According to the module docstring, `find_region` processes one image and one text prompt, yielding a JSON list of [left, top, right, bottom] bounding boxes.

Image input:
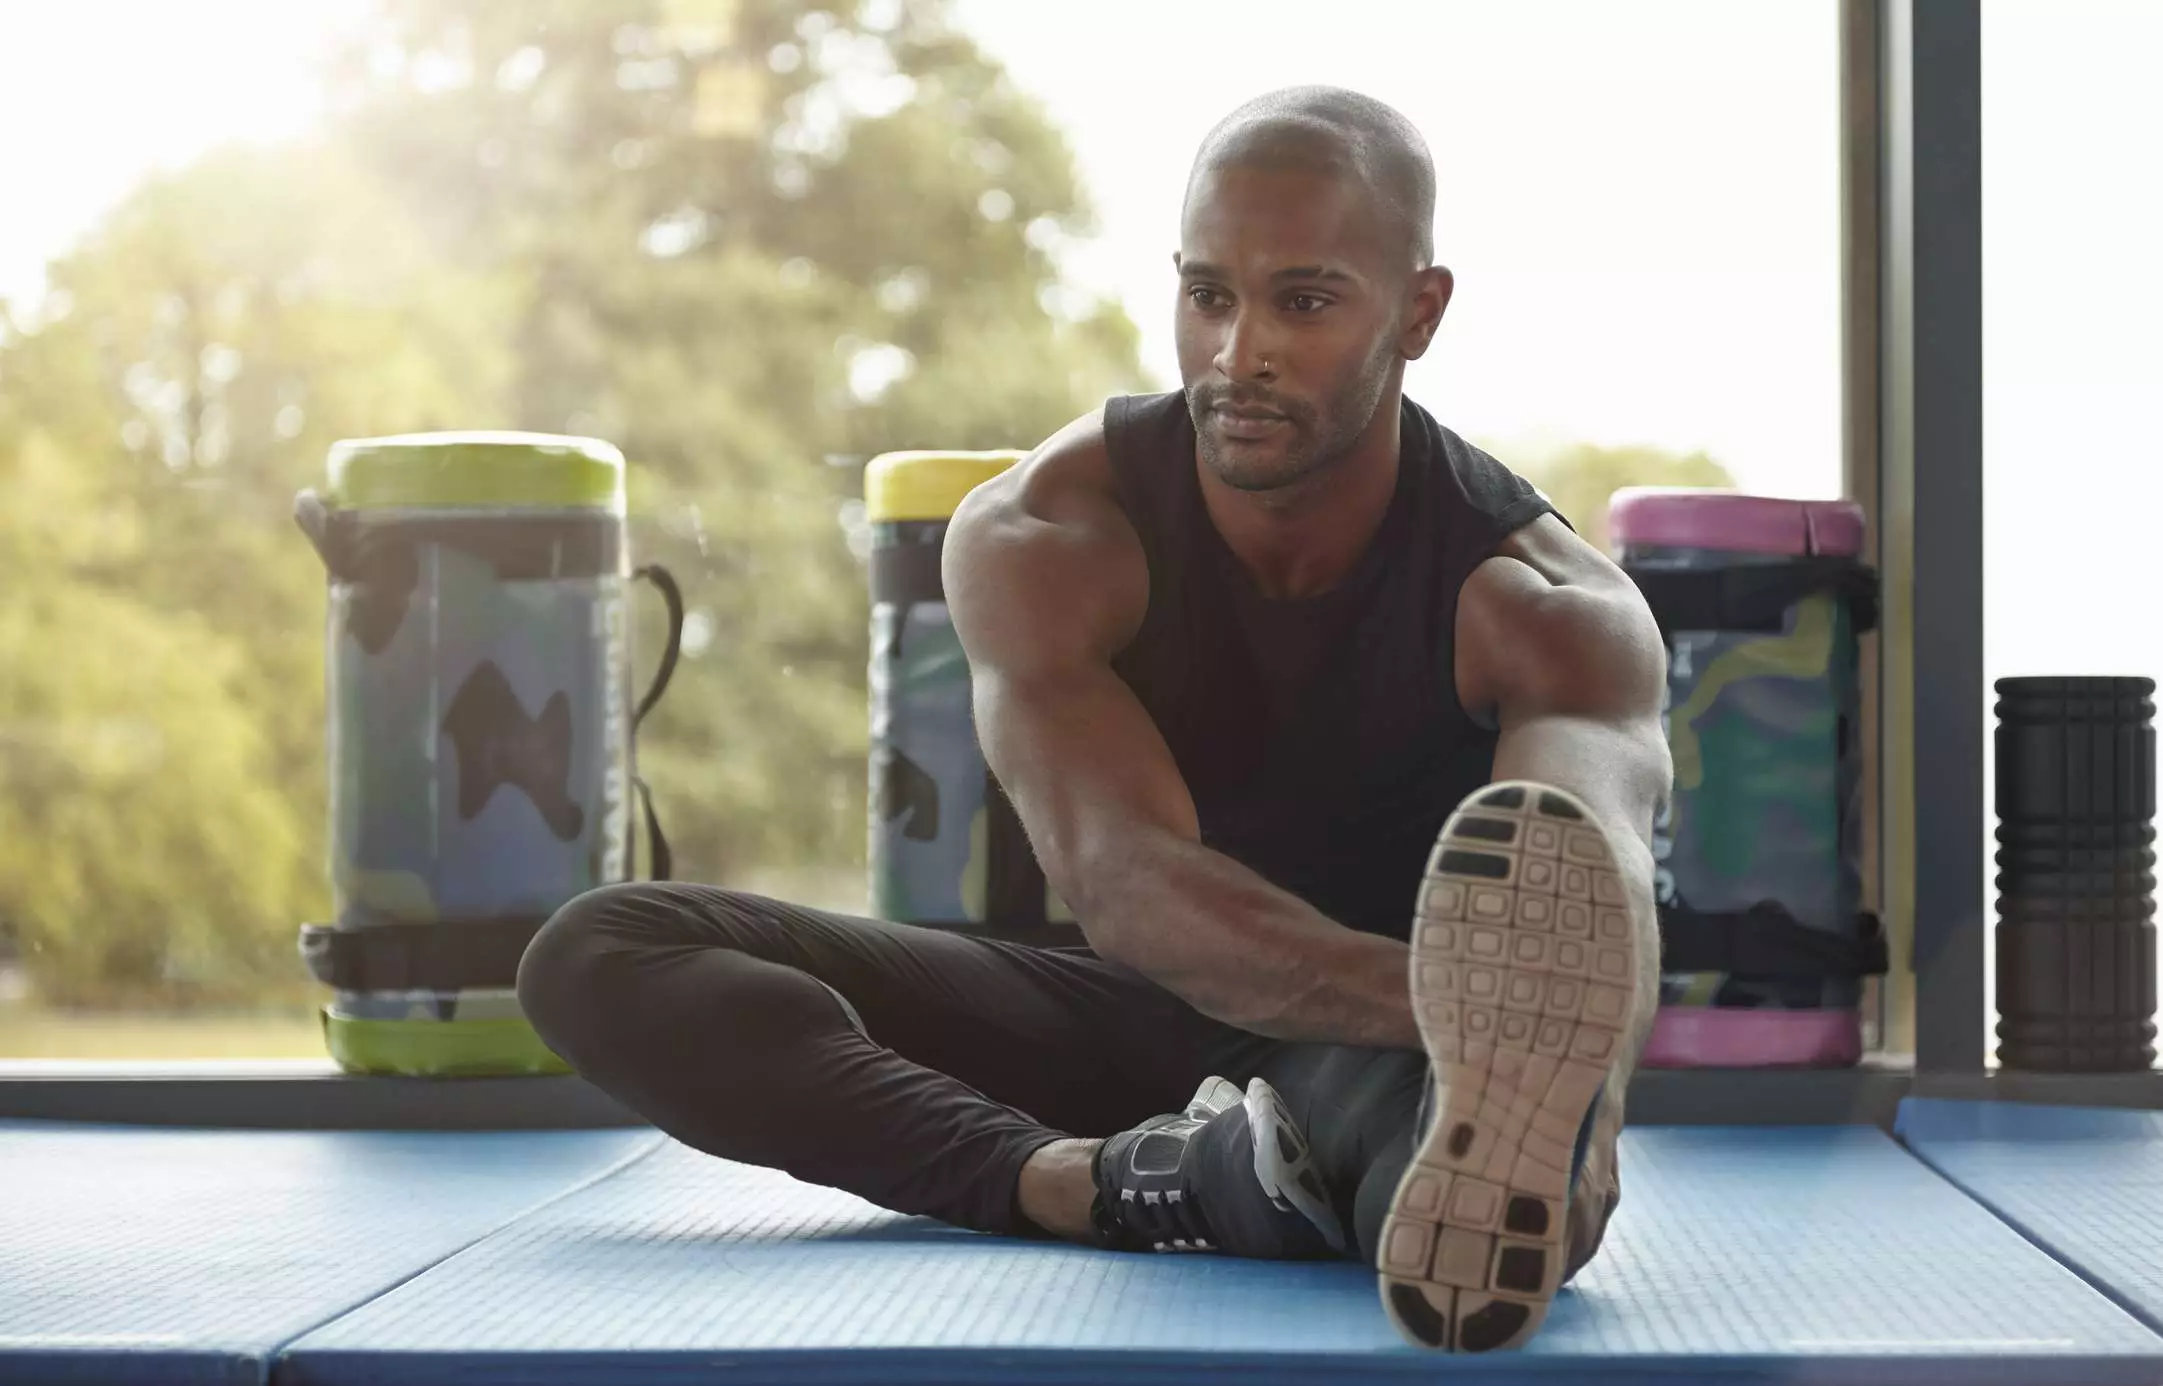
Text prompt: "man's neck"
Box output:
[[1198, 397, 1404, 601]]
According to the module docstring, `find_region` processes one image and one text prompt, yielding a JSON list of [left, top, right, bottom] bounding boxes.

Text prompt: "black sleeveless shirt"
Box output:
[[1103, 391, 1555, 942]]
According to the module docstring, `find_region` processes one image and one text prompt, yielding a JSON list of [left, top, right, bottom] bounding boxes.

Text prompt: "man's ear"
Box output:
[[1400, 265, 1454, 361]]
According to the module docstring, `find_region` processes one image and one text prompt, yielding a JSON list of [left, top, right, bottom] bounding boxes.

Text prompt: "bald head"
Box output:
[[1187, 86, 1436, 270], [1173, 88, 1452, 497]]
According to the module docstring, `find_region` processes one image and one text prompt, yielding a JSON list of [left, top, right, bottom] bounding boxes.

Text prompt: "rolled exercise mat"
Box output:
[[864, 450, 1078, 947], [292, 432, 682, 1075], [1608, 489, 1888, 1067], [1994, 675, 2158, 1072]]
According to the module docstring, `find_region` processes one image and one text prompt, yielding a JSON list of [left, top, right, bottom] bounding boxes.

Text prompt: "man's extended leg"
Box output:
[[1362, 780, 1659, 1352], [516, 883, 1215, 1236]]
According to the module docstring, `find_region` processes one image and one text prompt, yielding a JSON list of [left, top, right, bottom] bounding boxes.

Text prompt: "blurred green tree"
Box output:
[[0, 0, 1146, 1005], [0, 146, 512, 1005], [0, 436, 314, 1005]]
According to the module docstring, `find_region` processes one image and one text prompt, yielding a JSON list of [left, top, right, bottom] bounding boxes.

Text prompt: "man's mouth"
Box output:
[[1212, 405, 1288, 439]]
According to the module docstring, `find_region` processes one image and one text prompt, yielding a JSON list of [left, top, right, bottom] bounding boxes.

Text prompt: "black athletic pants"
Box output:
[[516, 884, 1427, 1264]]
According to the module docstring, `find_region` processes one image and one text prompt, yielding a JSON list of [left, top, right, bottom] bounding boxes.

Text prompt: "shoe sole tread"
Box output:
[[1378, 781, 1641, 1354]]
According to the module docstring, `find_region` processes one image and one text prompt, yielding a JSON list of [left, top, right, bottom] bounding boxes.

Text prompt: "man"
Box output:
[[517, 85, 1670, 1355]]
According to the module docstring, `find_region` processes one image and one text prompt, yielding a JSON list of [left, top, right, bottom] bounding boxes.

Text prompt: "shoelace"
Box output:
[[1114, 1179, 1215, 1252], [1105, 1125, 1221, 1252]]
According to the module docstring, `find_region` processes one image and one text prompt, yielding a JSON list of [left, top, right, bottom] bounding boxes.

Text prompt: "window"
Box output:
[[0, 0, 1839, 1063], [961, 0, 1844, 510]]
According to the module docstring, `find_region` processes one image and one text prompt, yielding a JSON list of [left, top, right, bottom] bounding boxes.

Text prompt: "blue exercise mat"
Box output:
[[281, 1126, 2163, 1386], [0, 1120, 660, 1386], [1898, 1098, 2163, 1334]]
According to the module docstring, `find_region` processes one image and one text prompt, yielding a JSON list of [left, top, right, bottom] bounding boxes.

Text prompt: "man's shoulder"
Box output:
[[945, 405, 1142, 588], [943, 406, 1151, 675], [1474, 516, 1649, 626], [958, 388, 1193, 535], [956, 405, 1113, 531], [1457, 515, 1664, 720]]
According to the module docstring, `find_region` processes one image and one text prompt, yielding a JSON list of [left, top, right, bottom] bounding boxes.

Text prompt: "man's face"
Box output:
[[1175, 163, 1406, 493]]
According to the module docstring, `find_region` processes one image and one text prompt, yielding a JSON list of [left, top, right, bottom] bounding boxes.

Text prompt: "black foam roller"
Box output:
[[1993, 676, 2158, 1072]]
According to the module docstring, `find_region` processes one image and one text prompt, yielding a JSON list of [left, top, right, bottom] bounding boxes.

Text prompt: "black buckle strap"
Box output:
[[298, 918, 546, 991], [1626, 558, 1880, 637], [1658, 901, 1889, 979], [630, 562, 681, 884]]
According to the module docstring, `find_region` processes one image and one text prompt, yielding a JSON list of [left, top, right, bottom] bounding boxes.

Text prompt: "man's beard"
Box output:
[[1186, 356, 1393, 494], [1186, 382, 1320, 492]]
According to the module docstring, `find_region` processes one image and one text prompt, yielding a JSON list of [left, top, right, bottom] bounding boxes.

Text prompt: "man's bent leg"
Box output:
[[1139, 1024, 1628, 1279], [517, 883, 1192, 1236], [1236, 1041, 1424, 1265]]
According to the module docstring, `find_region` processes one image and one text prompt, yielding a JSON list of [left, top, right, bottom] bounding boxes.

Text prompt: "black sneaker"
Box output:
[[1093, 1076, 1347, 1259], [1377, 780, 1653, 1353]]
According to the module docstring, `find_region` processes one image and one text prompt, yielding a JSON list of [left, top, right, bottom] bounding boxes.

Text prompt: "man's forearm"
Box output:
[[1073, 831, 1420, 1050]]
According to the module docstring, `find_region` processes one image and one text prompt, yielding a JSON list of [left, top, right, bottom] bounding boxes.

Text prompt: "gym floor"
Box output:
[[4, 1098, 2161, 1386]]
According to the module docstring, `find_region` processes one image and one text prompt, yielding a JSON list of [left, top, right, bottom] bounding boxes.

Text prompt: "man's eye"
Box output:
[[1186, 286, 1225, 309], [1287, 293, 1329, 312]]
